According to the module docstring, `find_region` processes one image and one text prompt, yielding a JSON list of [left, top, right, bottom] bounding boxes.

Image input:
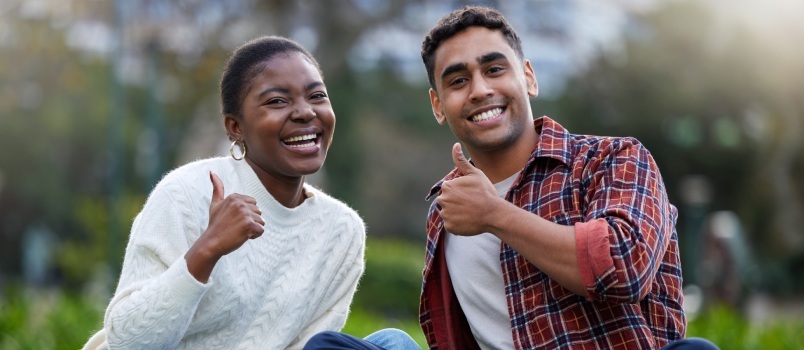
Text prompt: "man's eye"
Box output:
[[449, 77, 467, 86], [311, 92, 328, 99]]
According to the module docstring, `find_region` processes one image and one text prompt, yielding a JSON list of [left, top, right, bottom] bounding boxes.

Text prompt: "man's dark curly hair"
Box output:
[[421, 5, 524, 90]]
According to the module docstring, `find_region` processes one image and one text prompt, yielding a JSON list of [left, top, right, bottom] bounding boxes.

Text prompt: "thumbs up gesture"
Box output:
[[186, 171, 265, 282], [203, 171, 265, 256], [437, 143, 502, 236]]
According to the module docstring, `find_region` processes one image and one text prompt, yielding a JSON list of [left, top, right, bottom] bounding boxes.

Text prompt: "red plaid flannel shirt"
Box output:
[[419, 116, 685, 349]]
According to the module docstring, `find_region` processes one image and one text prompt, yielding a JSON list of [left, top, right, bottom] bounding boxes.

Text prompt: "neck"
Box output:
[[466, 127, 538, 184], [245, 159, 307, 208]]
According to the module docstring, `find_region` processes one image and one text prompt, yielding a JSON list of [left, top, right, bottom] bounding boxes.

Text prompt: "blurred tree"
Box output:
[[551, 0, 804, 293]]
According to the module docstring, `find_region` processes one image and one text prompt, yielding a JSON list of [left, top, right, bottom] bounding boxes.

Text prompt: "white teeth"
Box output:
[[283, 133, 317, 143], [287, 141, 316, 148], [471, 108, 503, 122]]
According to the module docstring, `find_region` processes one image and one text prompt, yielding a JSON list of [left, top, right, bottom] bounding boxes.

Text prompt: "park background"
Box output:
[[1, 0, 803, 348]]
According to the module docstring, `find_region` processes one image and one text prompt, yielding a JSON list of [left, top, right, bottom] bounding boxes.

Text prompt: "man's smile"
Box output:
[[470, 107, 504, 122]]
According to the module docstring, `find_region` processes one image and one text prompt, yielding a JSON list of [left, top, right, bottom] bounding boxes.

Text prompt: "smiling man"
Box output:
[[416, 5, 719, 350], [304, 5, 718, 350]]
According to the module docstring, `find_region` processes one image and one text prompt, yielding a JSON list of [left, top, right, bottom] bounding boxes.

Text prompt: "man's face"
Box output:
[[429, 26, 538, 153]]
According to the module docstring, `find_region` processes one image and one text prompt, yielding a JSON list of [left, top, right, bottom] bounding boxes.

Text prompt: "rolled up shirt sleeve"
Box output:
[[574, 142, 675, 303]]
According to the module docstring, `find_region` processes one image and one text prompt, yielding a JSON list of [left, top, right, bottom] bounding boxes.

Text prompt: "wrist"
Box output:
[[485, 197, 513, 234], [185, 240, 220, 283]]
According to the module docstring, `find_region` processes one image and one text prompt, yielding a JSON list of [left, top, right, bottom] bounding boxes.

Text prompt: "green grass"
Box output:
[[687, 304, 804, 349]]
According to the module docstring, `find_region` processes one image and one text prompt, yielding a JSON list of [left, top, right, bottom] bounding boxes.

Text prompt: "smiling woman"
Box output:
[[81, 36, 366, 350]]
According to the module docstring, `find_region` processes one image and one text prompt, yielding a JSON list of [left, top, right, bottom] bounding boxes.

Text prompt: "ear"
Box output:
[[429, 88, 447, 125], [523, 59, 539, 98], [223, 114, 244, 141]]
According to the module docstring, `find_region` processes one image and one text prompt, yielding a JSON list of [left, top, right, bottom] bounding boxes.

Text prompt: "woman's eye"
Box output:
[[265, 98, 285, 105]]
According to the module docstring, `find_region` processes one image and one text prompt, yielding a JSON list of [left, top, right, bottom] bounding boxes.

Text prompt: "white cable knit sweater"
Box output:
[[84, 157, 365, 350]]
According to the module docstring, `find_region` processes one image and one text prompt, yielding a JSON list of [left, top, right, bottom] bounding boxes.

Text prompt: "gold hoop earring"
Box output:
[[230, 140, 246, 161]]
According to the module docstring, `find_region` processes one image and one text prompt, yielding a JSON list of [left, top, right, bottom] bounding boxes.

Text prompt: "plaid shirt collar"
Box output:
[[426, 116, 572, 200]]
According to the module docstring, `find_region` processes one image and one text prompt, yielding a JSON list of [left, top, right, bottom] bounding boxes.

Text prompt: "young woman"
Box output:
[[83, 36, 365, 349]]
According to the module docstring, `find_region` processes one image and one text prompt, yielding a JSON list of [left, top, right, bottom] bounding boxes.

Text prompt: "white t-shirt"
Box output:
[[444, 173, 518, 350]]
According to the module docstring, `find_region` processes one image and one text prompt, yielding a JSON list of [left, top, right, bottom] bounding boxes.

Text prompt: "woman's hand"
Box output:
[[185, 171, 265, 283]]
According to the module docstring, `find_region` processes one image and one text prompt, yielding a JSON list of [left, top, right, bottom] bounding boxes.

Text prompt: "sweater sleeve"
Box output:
[[104, 180, 211, 349]]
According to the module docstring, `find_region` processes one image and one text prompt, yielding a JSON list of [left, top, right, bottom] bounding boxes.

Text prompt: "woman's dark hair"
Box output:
[[421, 6, 523, 90], [220, 35, 321, 117]]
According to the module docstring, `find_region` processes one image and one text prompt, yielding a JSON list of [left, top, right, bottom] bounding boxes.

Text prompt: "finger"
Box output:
[[248, 203, 262, 216], [236, 194, 258, 205], [252, 212, 265, 226], [452, 143, 479, 175], [209, 171, 225, 205], [249, 222, 265, 239], [229, 193, 258, 205]]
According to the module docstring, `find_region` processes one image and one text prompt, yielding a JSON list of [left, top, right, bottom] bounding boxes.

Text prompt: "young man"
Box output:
[[306, 5, 717, 350], [417, 5, 717, 350]]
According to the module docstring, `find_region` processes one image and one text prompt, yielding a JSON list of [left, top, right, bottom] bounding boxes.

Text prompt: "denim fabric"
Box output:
[[304, 328, 420, 350], [661, 337, 720, 350]]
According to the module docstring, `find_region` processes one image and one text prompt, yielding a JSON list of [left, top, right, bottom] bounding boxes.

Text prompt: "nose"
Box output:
[[468, 75, 493, 102], [290, 102, 316, 122]]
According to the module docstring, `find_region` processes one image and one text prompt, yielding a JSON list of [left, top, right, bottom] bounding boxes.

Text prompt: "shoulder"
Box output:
[[146, 157, 232, 204], [570, 133, 652, 162], [305, 185, 365, 228]]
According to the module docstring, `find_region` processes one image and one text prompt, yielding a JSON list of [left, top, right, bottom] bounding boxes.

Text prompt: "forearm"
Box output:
[[487, 198, 587, 297], [105, 257, 209, 349]]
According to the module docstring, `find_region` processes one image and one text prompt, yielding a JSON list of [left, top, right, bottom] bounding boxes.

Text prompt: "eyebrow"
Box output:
[[439, 51, 509, 82], [256, 81, 325, 99]]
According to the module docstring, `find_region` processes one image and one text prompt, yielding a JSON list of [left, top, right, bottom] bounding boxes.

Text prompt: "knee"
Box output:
[[663, 337, 720, 350], [364, 328, 420, 349], [303, 331, 347, 349], [367, 328, 409, 339]]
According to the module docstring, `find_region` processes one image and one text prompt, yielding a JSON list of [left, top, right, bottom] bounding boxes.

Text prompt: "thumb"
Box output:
[[209, 171, 225, 204], [452, 143, 479, 175]]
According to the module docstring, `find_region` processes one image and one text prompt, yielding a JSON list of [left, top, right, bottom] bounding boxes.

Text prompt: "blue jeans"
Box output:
[[661, 337, 720, 350], [304, 329, 717, 350], [304, 328, 421, 350]]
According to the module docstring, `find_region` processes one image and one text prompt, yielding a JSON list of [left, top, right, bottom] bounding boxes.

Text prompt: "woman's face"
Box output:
[[228, 51, 335, 180]]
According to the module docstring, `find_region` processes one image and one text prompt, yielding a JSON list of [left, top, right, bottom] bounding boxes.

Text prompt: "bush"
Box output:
[[0, 284, 103, 350], [352, 238, 424, 319]]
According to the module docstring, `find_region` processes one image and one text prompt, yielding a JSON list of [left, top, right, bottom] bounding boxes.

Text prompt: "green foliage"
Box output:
[[56, 191, 145, 287], [353, 238, 425, 319], [688, 304, 804, 350], [0, 284, 103, 350]]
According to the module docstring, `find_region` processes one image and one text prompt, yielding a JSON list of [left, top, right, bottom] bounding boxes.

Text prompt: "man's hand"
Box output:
[[437, 143, 505, 236], [185, 171, 265, 282]]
